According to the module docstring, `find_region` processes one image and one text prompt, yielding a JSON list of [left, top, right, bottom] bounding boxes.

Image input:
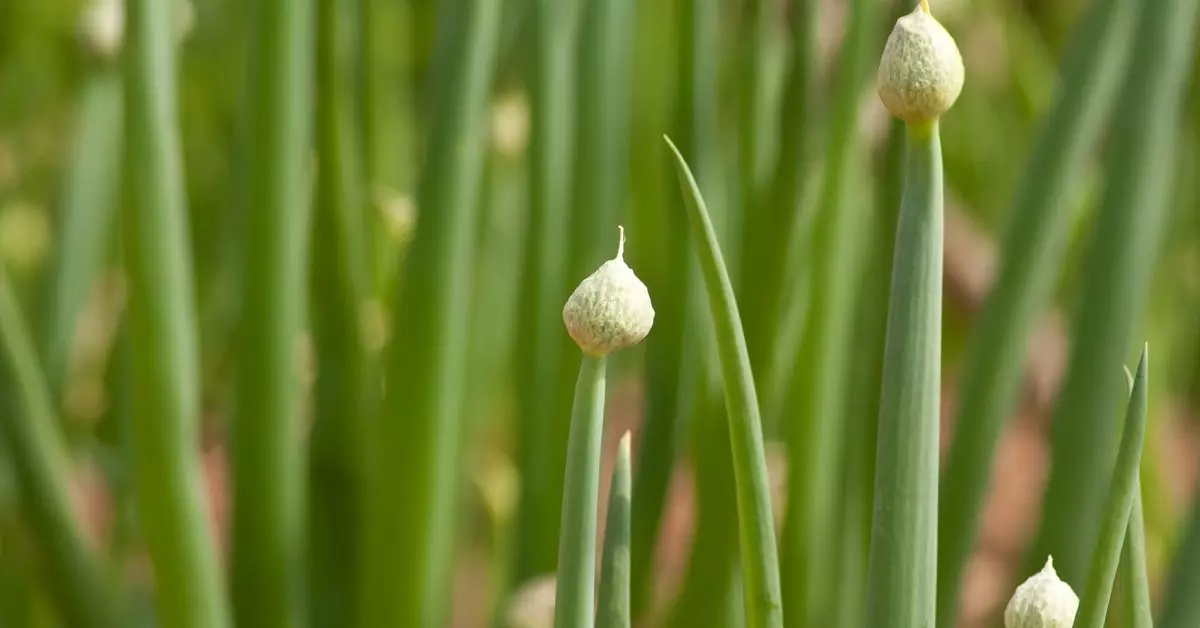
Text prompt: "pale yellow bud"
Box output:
[[877, 3, 964, 123], [562, 227, 655, 356], [1004, 556, 1079, 628]]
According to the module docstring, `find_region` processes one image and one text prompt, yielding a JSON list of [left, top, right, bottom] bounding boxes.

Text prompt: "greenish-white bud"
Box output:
[[504, 575, 556, 628], [562, 227, 655, 356], [1004, 556, 1079, 628], [877, 3, 964, 123]]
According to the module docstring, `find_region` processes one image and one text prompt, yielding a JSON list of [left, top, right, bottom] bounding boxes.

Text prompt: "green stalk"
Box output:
[[935, 0, 1137, 618], [0, 264, 120, 628], [630, 0, 720, 612], [666, 136, 783, 628], [1161, 477, 1200, 628], [740, 0, 816, 399], [779, 0, 871, 620], [666, 383, 739, 628], [308, 0, 368, 623], [358, 0, 501, 625], [1122, 483, 1153, 628], [734, 0, 772, 270], [1075, 346, 1149, 628], [1027, 0, 1200, 584], [863, 120, 943, 628], [596, 432, 632, 628], [41, 70, 123, 395], [122, 0, 229, 624], [231, 0, 314, 623], [513, 0, 581, 582], [553, 354, 608, 628]]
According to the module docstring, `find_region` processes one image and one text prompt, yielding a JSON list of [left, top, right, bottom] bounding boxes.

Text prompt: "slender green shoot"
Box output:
[[1122, 483, 1153, 628], [41, 70, 123, 395], [553, 354, 608, 628], [863, 120, 943, 628], [358, 0, 502, 625], [0, 263, 120, 628], [936, 0, 1137, 617], [122, 0, 229, 623], [308, 0, 369, 622], [1120, 362, 1154, 628], [597, 431, 632, 628], [230, 0, 314, 623], [665, 135, 783, 628], [1075, 345, 1150, 628], [1029, 0, 1200, 584]]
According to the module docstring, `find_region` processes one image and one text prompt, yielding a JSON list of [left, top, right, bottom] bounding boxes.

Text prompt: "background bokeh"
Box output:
[[0, 0, 1197, 626]]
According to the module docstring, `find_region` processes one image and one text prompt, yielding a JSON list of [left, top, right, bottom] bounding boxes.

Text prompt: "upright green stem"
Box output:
[[41, 70, 123, 395], [231, 0, 314, 623], [597, 432, 632, 628], [308, 0, 368, 623], [631, 0, 720, 612], [513, 0, 580, 582], [864, 121, 942, 628], [0, 265, 120, 628], [358, 0, 501, 625], [554, 354, 608, 628], [741, 0, 815, 402], [667, 137, 784, 628], [936, 0, 1137, 616], [780, 0, 871, 620], [1028, 0, 1200, 584], [122, 0, 229, 624], [1075, 347, 1149, 628], [1122, 482, 1153, 628]]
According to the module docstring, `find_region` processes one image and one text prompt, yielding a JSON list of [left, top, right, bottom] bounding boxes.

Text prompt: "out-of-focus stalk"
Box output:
[[358, 0, 502, 625], [778, 0, 871, 620], [41, 70, 122, 396], [230, 0, 314, 623], [0, 263, 120, 628], [308, 0, 369, 623], [122, 0, 230, 622], [1026, 0, 1200, 585], [935, 0, 1137, 616], [512, 0, 581, 583]]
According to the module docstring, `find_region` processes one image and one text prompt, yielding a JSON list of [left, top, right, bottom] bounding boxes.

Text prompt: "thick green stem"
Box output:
[[231, 0, 313, 623], [308, 0, 369, 623], [554, 354, 608, 628], [864, 121, 942, 628], [357, 0, 501, 625], [513, 0, 581, 582], [122, 0, 229, 624]]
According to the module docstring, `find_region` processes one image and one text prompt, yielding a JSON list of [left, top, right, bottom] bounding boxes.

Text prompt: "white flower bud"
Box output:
[[562, 227, 655, 356], [1004, 556, 1079, 628], [877, 3, 965, 123], [505, 575, 556, 628]]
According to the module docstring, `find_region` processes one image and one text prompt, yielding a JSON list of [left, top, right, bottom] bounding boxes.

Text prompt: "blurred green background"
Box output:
[[0, 0, 1197, 626]]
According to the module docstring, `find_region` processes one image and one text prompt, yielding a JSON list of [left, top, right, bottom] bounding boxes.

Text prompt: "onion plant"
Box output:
[[866, 3, 962, 627]]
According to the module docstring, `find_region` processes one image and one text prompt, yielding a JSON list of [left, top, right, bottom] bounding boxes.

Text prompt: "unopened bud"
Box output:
[[1004, 556, 1079, 628], [877, 3, 964, 123], [562, 227, 655, 356]]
